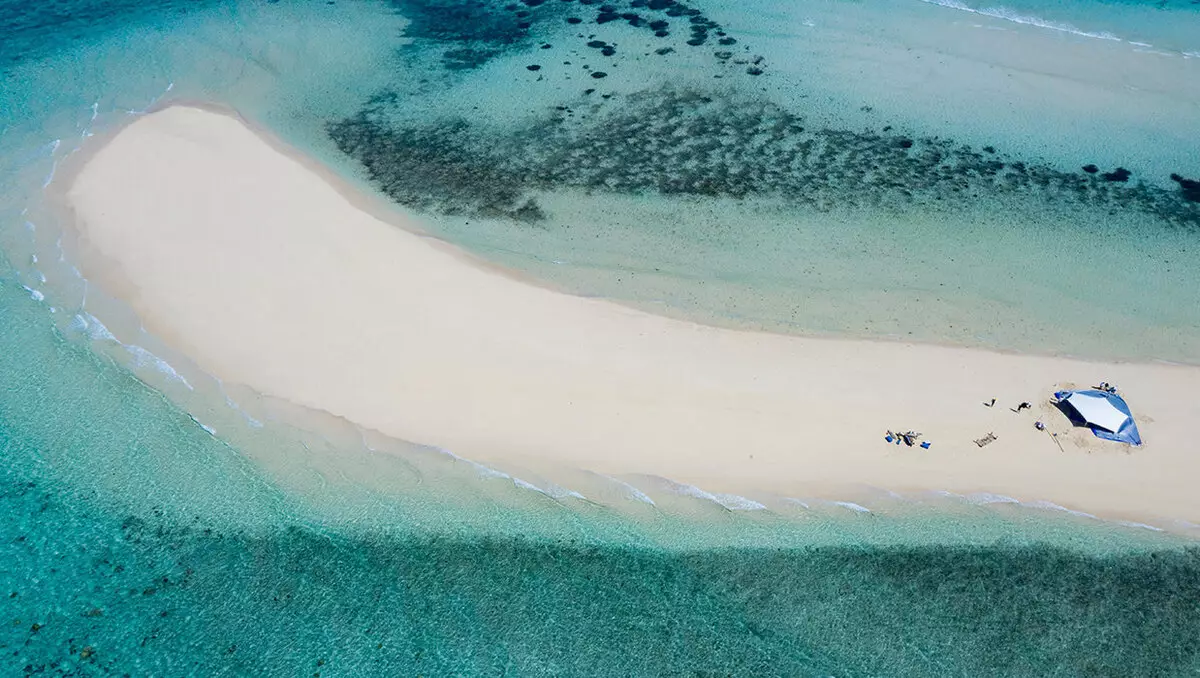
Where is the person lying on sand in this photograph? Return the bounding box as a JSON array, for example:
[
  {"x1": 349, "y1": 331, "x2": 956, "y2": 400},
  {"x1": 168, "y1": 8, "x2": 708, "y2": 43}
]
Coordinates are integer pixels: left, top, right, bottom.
[{"x1": 1012, "y1": 402, "x2": 1031, "y2": 412}]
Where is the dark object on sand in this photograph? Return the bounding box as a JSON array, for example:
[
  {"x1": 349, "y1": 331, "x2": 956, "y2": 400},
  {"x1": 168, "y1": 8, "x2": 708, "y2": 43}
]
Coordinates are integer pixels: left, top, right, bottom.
[
  {"x1": 1035, "y1": 421, "x2": 1045, "y2": 431},
  {"x1": 974, "y1": 432, "x2": 997, "y2": 448},
  {"x1": 1093, "y1": 381, "x2": 1118, "y2": 394},
  {"x1": 984, "y1": 398, "x2": 996, "y2": 407},
  {"x1": 1012, "y1": 401, "x2": 1031, "y2": 412},
  {"x1": 885, "y1": 430, "x2": 922, "y2": 447}
]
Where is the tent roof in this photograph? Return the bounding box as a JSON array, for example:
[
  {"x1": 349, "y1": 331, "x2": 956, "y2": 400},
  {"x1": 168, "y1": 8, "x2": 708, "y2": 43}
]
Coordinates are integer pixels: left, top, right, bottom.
[
  {"x1": 1062, "y1": 391, "x2": 1129, "y2": 433},
  {"x1": 1055, "y1": 389, "x2": 1142, "y2": 445}
]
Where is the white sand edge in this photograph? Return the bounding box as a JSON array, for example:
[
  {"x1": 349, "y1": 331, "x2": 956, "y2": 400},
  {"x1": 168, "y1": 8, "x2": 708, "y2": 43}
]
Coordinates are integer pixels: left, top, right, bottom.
[{"x1": 60, "y1": 105, "x2": 1200, "y2": 523}]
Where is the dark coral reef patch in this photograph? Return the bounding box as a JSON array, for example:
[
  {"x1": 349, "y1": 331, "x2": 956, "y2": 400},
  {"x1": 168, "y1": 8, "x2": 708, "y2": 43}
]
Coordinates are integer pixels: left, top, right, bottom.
[
  {"x1": 1171, "y1": 173, "x2": 1200, "y2": 203},
  {"x1": 328, "y1": 88, "x2": 1200, "y2": 229}
]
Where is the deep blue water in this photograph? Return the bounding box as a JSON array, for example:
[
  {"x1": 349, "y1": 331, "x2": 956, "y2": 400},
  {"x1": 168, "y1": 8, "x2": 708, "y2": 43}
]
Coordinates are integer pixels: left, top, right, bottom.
[{"x1": 3, "y1": 0, "x2": 1200, "y2": 674}]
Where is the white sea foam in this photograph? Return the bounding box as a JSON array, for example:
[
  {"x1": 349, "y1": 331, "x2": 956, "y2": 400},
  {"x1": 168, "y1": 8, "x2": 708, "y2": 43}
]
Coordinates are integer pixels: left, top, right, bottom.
[
  {"x1": 512, "y1": 477, "x2": 544, "y2": 493},
  {"x1": 1115, "y1": 520, "x2": 1164, "y2": 532},
  {"x1": 965, "y1": 492, "x2": 1020, "y2": 505},
  {"x1": 223, "y1": 394, "x2": 264, "y2": 428},
  {"x1": 831, "y1": 500, "x2": 872, "y2": 514},
  {"x1": 662, "y1": 479, "x2": 767, "y2": 511},
  {"x1": 438, "y1": 448, "x2": 511, "y2": 480},
  {"x1": 920, "y1": 0, "x2": 1121, "y2": 42},
  {"x1": 43, "y1": 160, "x2": 59, "y2": 188},
  {"x1": 1025, "y1": 499, "x2": 1098, "y2": 520},
  {"x1": 127, "y1": 82, "x2": 175, "y2": 116},
  {"x1": 592, "y1": 473, "x2": 657, "y2": 505},
  {"x1": 126, "y1": 344, "x2": 194, "y2": 390},
  {"x1": 80, "y1": 312, "x2": 116, "y2": 342},
  {"x1": 713, "y1": 493, "x2": 768, "y2": 511},
  {"x1": 434, "y1": 446, "x2": 584, "y2": 498},
  {"x1": 517, "y1": 476, "x2": 585, "y2": 500},
  {"x1": 189, "y1": 415, "x2": 217, "y2": 436},
  {"x1": 22, "y1": 285, "x2": 45, "y2": 302},
  {"x1": 543, "y1": 483, "x2": 587, "y2": 501},
  {"x1": 68, "y1": 314, "x2": 90, "y2": 334}
]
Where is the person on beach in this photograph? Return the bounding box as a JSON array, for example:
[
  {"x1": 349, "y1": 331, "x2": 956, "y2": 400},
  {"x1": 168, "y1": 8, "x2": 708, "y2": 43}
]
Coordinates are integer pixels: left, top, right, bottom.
[{"x1": 1013, "y1": 401, "x2": 1031, "y2": 412}]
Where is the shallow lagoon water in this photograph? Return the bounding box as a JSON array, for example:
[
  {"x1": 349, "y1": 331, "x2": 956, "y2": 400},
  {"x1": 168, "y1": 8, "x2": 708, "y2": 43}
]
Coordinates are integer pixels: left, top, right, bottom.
[
  {"x1": 3, "y1": 0, "x2": 1200, "y2": 673},
  {"x1": 324, "y1": 0, "x2": 1200, "y2": 362},
  {"x1": 4, "y1": 273, "x2": 1200, "y2": 674}
]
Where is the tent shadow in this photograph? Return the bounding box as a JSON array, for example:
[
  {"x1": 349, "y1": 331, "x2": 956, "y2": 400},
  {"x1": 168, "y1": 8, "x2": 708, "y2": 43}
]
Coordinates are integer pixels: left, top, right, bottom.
[{"x1": 1051, "y1": 400, "x2": 1091, "y2": 430}]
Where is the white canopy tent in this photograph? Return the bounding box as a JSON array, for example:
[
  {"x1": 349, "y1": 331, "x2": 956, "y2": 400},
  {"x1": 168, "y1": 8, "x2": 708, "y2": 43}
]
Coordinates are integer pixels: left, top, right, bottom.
[
  {"x1": 1054, "y1": 388, "x2": 1141, "y2": 445},
  {"x1": 1059, "y1": 391, "x2": 1129, "y2": 433}
]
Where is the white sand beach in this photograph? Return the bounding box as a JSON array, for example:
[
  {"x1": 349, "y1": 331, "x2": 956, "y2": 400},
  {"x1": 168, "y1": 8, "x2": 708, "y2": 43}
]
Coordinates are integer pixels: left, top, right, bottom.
[{"x1": 59, "y1": 106, "x2": 1200, "y2": 523}]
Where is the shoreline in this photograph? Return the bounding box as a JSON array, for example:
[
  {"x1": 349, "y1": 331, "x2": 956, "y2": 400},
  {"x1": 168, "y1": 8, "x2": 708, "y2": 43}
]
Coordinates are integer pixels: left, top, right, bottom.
[{"x1": 51, "y1": 104, "x2": 1200, "y2": 526}]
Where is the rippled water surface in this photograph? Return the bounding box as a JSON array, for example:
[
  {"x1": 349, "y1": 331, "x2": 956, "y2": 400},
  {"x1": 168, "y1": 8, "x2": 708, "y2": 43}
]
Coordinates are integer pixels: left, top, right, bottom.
[{"x1": 2, "y1": 0, "x2": 1200, "y2": 674}]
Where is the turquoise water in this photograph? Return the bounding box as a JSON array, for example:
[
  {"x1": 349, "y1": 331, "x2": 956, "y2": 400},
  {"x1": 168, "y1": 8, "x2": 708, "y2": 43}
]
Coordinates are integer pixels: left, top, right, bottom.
[
  {"x1": 3, "y1": 0, "x2": 1200, "y2": 673},
  {"x1": 324, "y1": 0, "x2": 1200, "y2": 361}
]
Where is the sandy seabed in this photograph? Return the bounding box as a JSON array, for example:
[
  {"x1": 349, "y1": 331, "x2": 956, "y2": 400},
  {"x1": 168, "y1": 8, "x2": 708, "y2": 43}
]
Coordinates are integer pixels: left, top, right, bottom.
[{"x1": 57, "y1": 105, "x2": 1200, "y2": 525}]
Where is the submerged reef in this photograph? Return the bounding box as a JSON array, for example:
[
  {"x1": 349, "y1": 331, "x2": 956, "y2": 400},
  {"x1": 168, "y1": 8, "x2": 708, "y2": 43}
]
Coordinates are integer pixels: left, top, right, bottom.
[
  {"x1": 4, "y1": 467, "x2": 1200, "y2": 675},
  {"x1": 333, "y1": 0, "x2": 1196, "y2": 228},
  {"x1": 329, "y1": 88, "x2": 1200, "y2": 229},
  {"x1": 1172, "y1": 173, "x2": 1200, "y2": 203},
  {"x1": 388, "y1": 0, "x2": 765, "y2": 74}
]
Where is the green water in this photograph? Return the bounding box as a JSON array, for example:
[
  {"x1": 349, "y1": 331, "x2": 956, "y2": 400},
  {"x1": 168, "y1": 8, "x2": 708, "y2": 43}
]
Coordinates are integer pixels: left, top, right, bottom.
[{"x1": 3, "y1": 0, "x2": 1200, "y2": 673}]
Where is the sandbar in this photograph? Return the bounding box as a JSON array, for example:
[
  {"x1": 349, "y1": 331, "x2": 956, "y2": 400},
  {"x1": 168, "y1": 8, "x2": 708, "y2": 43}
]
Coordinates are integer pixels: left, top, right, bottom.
[{"x1": 60, "y1": 106, "x2": 1200, "y2": 524}]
